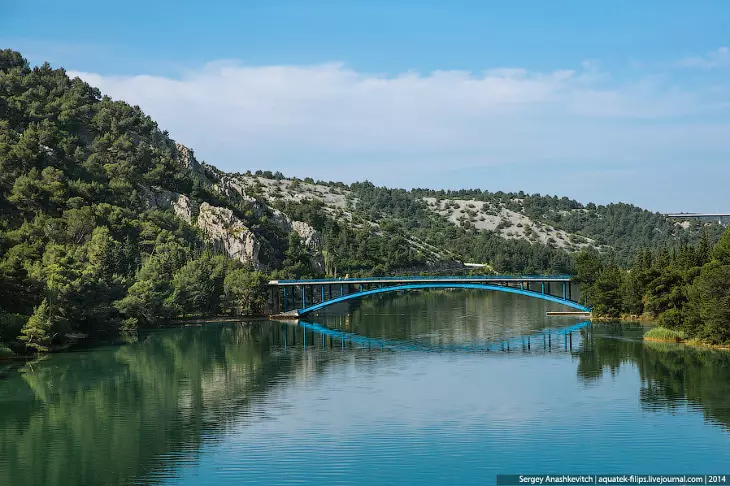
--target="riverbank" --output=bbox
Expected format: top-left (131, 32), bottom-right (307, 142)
top-left (591, 313), bottom-right (655, 323)
top-left (0, 316), bottom-right (272, 359)
top-left (589, 317), bottom-right (730, 351)
top-left (643, 326), bottom-right (730, 350)
top-left (168, 315), bottom-right (270, 325)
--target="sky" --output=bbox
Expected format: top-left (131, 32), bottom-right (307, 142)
top-left (2, 0), bottom-right (730, 212)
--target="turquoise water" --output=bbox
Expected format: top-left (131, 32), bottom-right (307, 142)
top-left (1, 290), bottom-right (729, 485)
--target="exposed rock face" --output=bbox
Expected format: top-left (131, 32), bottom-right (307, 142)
top-left (213, 176), bottom-right (266, 218)
top-left (140, 185), bottom-right (175, 210)
top-left (175, 143), bottom-right (200, 172)
top-left (175, 143), bottom-right (209, 184)
top-left (270, 210), bottom-right (321, 248)
top-left (171, 195), bottom-right (193, 224)
top-left (140, 186), bottom-right (195, 224)
top-left (291, 221), bottom-right (322, 251)
top-left (271, 209), bottom-right (324, 271)
top-left (196, 202), bottom-right (262, 268)
top-left (138, 163), bottom-right (329, 271)
top-left (269, 209), bottom-right (291, 233)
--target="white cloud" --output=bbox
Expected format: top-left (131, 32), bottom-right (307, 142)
top-left (68, 57), bottom-right (730, 197)
top-left (676, 46), bottom-right (730, 69)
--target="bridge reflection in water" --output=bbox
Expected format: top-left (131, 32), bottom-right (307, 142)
top-left (275, 319), bottom-right (592, 354)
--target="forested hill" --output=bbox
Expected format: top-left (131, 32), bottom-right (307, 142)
top-left (0, 49), bottom-right (723, 353)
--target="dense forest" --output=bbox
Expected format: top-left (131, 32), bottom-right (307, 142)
top-left (577, 228), bottom-right (730, 344)
top-left (1, 49), bottom-right (728, 354)
top-left (407, 188), bottom-right (722, 266)
top-left (0, 50), bottom-right (278, 353)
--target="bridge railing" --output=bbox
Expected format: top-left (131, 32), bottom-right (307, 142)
top-left (270, 274), bottom-right (572, 285)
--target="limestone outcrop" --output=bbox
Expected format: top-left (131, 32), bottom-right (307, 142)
top-left (213, 176), bottom-right (266, 218)
top-left (140, 186), bottom-right (195, 224)
top-left (271, 209), bottom-right (324, 271)
top-left (171, 195), bottom-right (194, 224)
top-left (196, 202), bottom-right (262, 268)
top-left (175, 143), bottom-right (209, 184)
top-left (291, 220), bottom-right (322, 251)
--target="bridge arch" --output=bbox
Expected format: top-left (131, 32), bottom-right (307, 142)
top-left (296, 282), bottom-right (591, 316)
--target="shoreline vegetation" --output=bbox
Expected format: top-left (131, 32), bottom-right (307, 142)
top-left (574, 227), bottom-right (730, 347)
top-left (643, 326), bottom-right (730, 350)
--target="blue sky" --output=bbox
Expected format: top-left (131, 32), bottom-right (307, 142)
top-left (3, 0), bottom-right (730, 211)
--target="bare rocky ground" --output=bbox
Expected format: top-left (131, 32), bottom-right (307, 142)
top-left (167, 151), bottom-right (604, 269)
top-left (422, 197), bottom-right (597, 252)
top-left (213, 170), bottom-right (602, 254)
top-left (229, 173), bottom-right (598, 253)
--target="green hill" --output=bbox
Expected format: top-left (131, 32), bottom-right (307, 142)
top-left (0, 50), bottom-right (723, 352)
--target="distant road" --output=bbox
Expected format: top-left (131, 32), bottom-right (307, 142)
top-left (663, 213), bottom-right (730, 226)
top-left (664, 213), bottom-right (730, 217)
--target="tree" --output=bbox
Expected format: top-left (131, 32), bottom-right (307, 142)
top-left (589, 260), bottom-right (623, 317)
top-left (689, 262), bottom-right (730, 344)
top-left (224, 268), bottom-right (267, 315)
top-left (279, 233), bottom-right (311, 278)
top-left (621, 271), bottom-right (645, 316)
top-left (65, 206), bottom-right (97, 245)
top-left (114, 236), bottom-right (186, 326)
top-left (574, 248), bottom-right (602, 286)
top-left (168, 254), bottom-right (226, 317)
top-left (712, 227), bottom-right (730, 265)
top-left (0, 48), bottom-right (30, 72)
top-left (18, 299), bottom-right (57, 352)
top-left (644, 268), bottom-right (686, 317)
top-left (8, 168), bottom-right (45, 213)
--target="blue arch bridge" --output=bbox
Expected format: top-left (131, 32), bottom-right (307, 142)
top-left (268, 275), bottom-right (591, 317)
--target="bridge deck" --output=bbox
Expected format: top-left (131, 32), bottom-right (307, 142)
top-left (269, 275), bottom-right (572, 286)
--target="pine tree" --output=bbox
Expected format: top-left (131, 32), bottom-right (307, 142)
top-left (19, 299), bottom-right (55, 352)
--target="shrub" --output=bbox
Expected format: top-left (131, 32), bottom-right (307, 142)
top-left (644, 326), bottom-right (687, 342)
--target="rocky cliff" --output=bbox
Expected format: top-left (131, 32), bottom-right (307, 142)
top-left (138, 144), bottom-right (326, 271)
top-left (196, 202), bottom-right (262, 268)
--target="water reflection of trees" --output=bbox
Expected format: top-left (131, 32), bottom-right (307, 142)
top-left (4, 317), bottom-right (730, 485)
top-left (573, 322), bottom-right (730, 432)
top-left (0, 322), bottom-right (338, 486)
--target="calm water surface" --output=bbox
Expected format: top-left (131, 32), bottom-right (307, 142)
top-left (1, 291), bottom-right (730, 485)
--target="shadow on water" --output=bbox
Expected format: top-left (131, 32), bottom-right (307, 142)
top-left (0, 290), bottom-right (729, 484)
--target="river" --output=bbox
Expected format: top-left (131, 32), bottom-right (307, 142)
top-left (1, 290), bottom-right (729, 485)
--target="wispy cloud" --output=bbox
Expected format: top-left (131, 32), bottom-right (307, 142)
top-left (676, 46), bottom-right (730, 69)
top-left (67, 54), bottom-right (730, 209)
